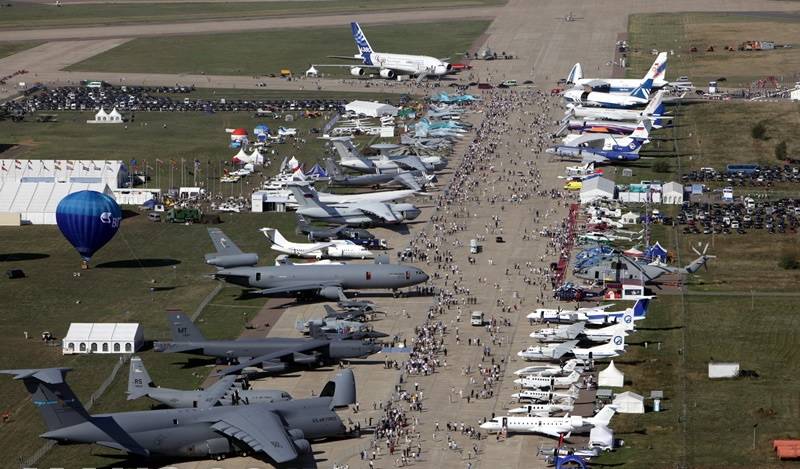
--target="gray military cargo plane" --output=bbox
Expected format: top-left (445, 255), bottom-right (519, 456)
top-left (289, 184), bottom-right (421, 226)
top-left (153, 310), bottom-right (383, 375)
top-left (127, 357), bottom-right (292, 408)
top-left (1, 367), bottom-right (357, 466)
top-left (205, 228), bottom-right (428, 299)
top-left (324, 159), bottom-right (431, 192)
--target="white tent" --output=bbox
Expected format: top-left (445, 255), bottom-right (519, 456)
top-left (345, 100), bottom-right (399, 118)
top-left (580, 177), bottom-right (615, 204)
top-left (612, 391), bottom-right (645, 414)
top-left (107, 107), bottom-right (123, 122)
top-left (598, 360), bottom-right (624, 387)
top-left (250, 148), bottom-right (265, 165)
top-left (662, 181), bottom-right (684, 204)
top-left (232, 147), bottom-right (251, 164)
top-left (94, 109), bottom-right (108, 121)
top-left (621, 211), bottom-right (640, 225)
top-left (63, 323), bottom-right (143, 355)
top-left (305, 65), bottom-right (319, 77)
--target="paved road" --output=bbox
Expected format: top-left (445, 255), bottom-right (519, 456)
top-left (0, 7), bottom-right (497, 41)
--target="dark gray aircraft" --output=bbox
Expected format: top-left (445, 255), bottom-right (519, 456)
top-left (324, 159), bottom-right (430, 192)
top-left (205, 228), bottom-right (428, 299)
top-left (290, 184), bottom-right (421, 226)
top-left (2, 367), bottom-right (357, 466)
top-left (128, 357), bottom-right (292, 408)
top-left (153, 310), bottom-right (383, 375)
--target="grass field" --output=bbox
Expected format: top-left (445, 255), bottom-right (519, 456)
top-left (627, 12), bottom-right (800, 87)
top-left (0, 0), bottom-right (503, 30)
top-left (0, 210), bottom-right (308, 466)
top-left (0, 40), bottom-right (43, 59)
top-left (67, 20), bottom-right (491, 77)
top-left (0, 87), bottom-right (400, 194)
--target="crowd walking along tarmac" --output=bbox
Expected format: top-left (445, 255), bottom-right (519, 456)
top-left (335, 86), bottom-right (581, 468)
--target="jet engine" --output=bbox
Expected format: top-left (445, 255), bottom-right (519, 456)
top-left (287, 429), bottom-right (312, 453)
top-left (570, 415), bottom-right (584, 428)
top-left (318, 286), bottom-right (343, 300)
top-left (259, 361), bottom-right (288, 373)
top-left (350, 67), bottom-right (365, 77)
top-left (379, 69), bottom-right (396, 79)
top-left (178, 437), bottom-right (231, 457)
top-left (204, 253), bottom-right (259, 268)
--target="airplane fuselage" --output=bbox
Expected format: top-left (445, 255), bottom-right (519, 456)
top-left (42, 399), bottom-right (345, 459)
top-left (358, 51), bottom-right (449, 77)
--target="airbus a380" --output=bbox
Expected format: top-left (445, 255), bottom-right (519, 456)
top-left (314, 22), bottom-right (451, 80)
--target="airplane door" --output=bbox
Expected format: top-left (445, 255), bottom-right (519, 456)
top-left (366, 271), bottom-right (372, 281)
top-left (502, 417), bottom-right (507, 428)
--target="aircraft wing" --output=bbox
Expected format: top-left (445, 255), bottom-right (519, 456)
top-left (218, 342), bottom-right (325, 376)
top-left (551, 340), bottom-right (580, 359)
top-left (203, 375), bottom-right (239, 405)
top-left (567, 134), bottom-right (607, 147)
top-left (580, 154), bottom-right (609, 165)
top-left (208, 228), bottom-right (243, 255)
top-left (392, 172), bottom-right (422, 191)
top-left (393, 156), bottom-right (428, 174)
top-left (315, 63), bottom-right (381, 68)
top-left (253, 281), bottom-right (343, 297)
top-left (531, 427), bottom-right (565, 438)
top-left (359, 202), bottom-right (400, 223)
top-left (565, 322), bottom-right (585, 339)
top-left (210, 410), bottom-right (298, 463)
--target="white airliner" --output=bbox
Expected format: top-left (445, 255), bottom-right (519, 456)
top-left (313, 22), bottom-right (451, 80)
top-left (565, 89), bottom-right (670, 122)
top-left (261, 228), bottom-right (374, 260)
top-left (514, 359), bottom-right (580, 377)
top-left (567, 52), bottom-right (669, 93)
top-left (480, 405), bottom-right (617, 438)
top-left (508, 401), bottom-right (574, 416)
top-left (571, 334), bottom-right (626, 361)
top-left (562, 56), bottom-right (664, 108)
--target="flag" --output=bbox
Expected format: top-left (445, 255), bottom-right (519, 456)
top-left (170, 160), bottom-right (177, 167)
top-left (156, 158), bottom-right (163, 164)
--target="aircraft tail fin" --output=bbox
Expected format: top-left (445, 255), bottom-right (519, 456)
top-left (323, 304), bottom-right (338, 317)
top-left (612, 334), bottom-right (626, 351)
top-left (630, 76), bottom-right (654, 99)
top-left (127, 357), bottom-right (154, 400)
top-left (351, 22), bottom-right (374, 57)
top-left (621, 309), bottom-right (635, 331)
top-left (630, 118), bottom-right (651, 140)
top-left (308, 322), bottom-right (324, 339)
top-left (563, 359), bottom-right (578, 373)
top-left (633, 298), bottom-right (650, 318)
top-left (321, 368), bottom-right (357, 409)
top-left (647, 51), bottom-right (668, 84)
top-left (260, 227), bottom-right (287, 247)
top-left (643, 90), bottom-right (665, 117)
top-left (288, 184), bottom-right (329, 211)
top-left (166, 309), bottom-right (206, 342)
top-left (588, 405), bottom-right (616, 427)
top-left (324, 158), bottom-right (341, 178)
top-left (566, 63), bottom-right (583, 84)
top-left (0, 368), bottom-right (91, 431)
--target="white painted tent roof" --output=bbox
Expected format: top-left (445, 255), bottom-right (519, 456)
top-left (614, 391), bottom-right (644, 402)
top-left (344, 100), bottom-right (399, 117)
top-left (64, 323), bottom-right (141, 341)
top-left (662, 181), bottom-right (683, 194)
top-left (581, 176), bottom-right (615, 194)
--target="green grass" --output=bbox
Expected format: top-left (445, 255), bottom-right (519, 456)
top-left (0, 40), bottom-right (43, 59)
top-left (0, 210), bottom-right (311, 466)
top-left (0, 0), bottom-right (503, 30)
top-left (67, 20), bottom-right (491, 76)
top-left (627, 12), bottom-right (800, 87)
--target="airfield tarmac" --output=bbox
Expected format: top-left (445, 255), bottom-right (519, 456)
top-left (2, 0), bottom-right (799, 467)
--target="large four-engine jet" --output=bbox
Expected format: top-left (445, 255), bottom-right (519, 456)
top-left (289, 184), bottom-right (421, 226)
top-left (313, 22), bottom-right (451, 80)
top-left (567, 52), bottom-right (668, 93)
top-left (1, 367), bottom-right (358, 466)
top-left (127, 357), bottom-right (292, 408)
top-left (153, 310), bottom-right (384, 375)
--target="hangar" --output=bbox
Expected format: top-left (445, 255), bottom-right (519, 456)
top-left (0, 159), bottom-right (127, 224)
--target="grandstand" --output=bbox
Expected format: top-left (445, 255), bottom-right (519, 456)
top-left (0, 160), bottom-right (127, 224)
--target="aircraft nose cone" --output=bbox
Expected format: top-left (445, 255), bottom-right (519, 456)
top-left (545, 148), bottom-right (556, 154)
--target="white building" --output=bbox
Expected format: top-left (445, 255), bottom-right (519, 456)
top-left (344, 100), bottom-right (399, 118)
top-left (708, 362), bottom-right (740, 379)
top-left (598, 360), bottom-right (625, 387)
top-left (580, 177), bottom-right (615, 204)
top-left (0, 159), bottom-right (127, 224)
top-left (661, 181), bottom-right (684, 204)
top-left (612, 391), bottom-right (645, 414)
top-left (63, 323), bottom-right (143, 354)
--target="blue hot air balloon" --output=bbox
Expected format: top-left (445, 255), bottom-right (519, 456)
top-left (56, 190), bottom-right (122, 263)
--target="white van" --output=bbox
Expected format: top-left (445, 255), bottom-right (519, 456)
top-left (471, 311), bottom-right (484, 326)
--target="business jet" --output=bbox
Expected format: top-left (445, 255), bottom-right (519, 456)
top-left (261, 228), bottom-right (374, 260)
top-left (480, 405), bottom-right (617, 438)
top-left (313, 22), bottom-right (451, 80)
top-left (508, 401), bottom-right (575, 416)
